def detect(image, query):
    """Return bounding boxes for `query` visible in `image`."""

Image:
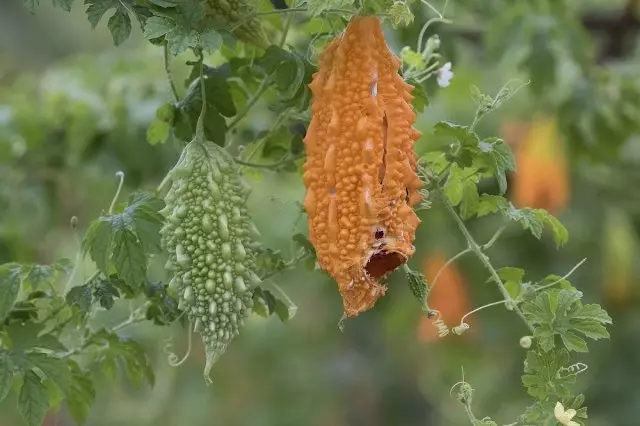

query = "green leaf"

[521,348,575,400]
[166,26,197,56]
[258,46,306,100]
[407,80,428,113]
[421,151,448,175]
[85,0,117,28]
[479,201,568,246]
[155,102,176,122]
[108,9,132,46]
[274,298,297,322]
[540,211,569,248]
[83,192,164,289]
[199,28,222,54]
[0,351,14,403]
[476,195,507,217]
[54,258,74,275]
[560,332,588,353]
[142,16,174,39]
[83,218,114,275]
[252,288,277,317]
[292,234,316,259]
[175,68,235,144]
[18,370,50,426]
[400,47,426,70]
[521,395,587,425]
[94,281,120,310]
[23,264,56,291]
[387,1,415,28]
[27,353,70,394]
[477,137,516,194]
[0,263,22,323]
[66,360,95,425]
[434,121,479,148]
[6,322,67,353]
[127,191,165,255]
[53,0,74,11]
[91,331,155,388]
[443,164,480,218]
[306,0,355,16]
[112,228,147,290]
[522,289,612,353]
[147,120,171,145]
[490,267,524,299]
[66,285,93,312]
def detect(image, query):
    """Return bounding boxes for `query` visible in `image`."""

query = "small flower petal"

[437,62,454,88]
[554,402,565,419]
[565,409,577,419]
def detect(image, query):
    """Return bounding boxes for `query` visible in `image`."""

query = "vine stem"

[535,258,587,292]
[436,185,535,333]
[61,301,151,358]
[225,7,293,136]
[429,247,471,293]
[226,77,271,134]
[112,301,152,332]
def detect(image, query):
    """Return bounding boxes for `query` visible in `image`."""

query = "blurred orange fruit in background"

[503,115,570,215]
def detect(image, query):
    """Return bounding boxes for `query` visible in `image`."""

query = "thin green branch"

[278,8,294,49]
[436,185,534,333]
[226,8,293,136]
[260,250,310,282]
[226,77,272,135]
[61,301,152,358]
[536,258,588,293]
[428,247,471,294]
[483,224,507,250]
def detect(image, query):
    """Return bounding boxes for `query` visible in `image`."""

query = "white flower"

[437,62,454,88]
[554,402,579,426]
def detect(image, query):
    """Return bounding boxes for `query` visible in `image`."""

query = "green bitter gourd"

[160,138,262,381]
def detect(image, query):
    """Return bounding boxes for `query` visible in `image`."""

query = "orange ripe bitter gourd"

[302,16,423,317]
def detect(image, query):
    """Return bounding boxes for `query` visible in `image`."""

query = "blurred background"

[1,0,640,425]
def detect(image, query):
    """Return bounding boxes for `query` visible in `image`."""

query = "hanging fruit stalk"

[302,16,423,317]
[160,71,262,381]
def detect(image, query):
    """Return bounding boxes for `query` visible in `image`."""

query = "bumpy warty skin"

[160,141,262,369]
[303,16,423,317]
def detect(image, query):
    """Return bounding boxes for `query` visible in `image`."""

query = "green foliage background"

[1,0,639,425]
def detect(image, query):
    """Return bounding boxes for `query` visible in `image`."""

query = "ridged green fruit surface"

[160,140,262,380]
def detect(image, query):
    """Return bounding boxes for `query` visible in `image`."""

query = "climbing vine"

[1,0,628,425]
